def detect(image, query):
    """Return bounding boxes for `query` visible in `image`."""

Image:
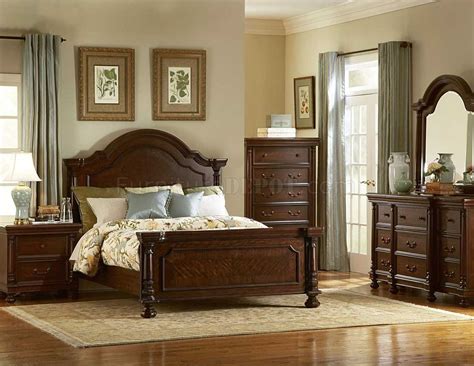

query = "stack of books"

[257,127,296,138]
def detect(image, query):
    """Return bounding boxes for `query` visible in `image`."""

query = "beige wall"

[245,34,285,137]
[284,0,474,137]
[0,0,245,215]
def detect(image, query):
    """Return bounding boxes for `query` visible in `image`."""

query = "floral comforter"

[72,216,267,276]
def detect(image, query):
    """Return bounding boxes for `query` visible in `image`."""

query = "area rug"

[3,289,472,348]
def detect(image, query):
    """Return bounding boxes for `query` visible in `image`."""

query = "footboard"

[137,227,322,318]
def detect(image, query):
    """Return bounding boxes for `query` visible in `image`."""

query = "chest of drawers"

[0,223,82,303]
[368,194,474,306]
[245,138,319,228]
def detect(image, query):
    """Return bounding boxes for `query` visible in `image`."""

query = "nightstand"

[0,223,82,303]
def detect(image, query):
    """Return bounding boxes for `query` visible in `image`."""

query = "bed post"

[304,228,321,308]
[139,233,161,318]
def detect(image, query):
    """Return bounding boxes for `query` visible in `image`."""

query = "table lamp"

[6,152,41,225]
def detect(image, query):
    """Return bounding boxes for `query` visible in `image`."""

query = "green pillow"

[168,192,204,218]
[126,190,171,219]
[72,186,126,233]
[184,186,224,196]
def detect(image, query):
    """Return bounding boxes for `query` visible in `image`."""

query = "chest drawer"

[439,209,461,234]
[377,205,392,224]
[396,206,428,229]
[253,147,310,165]
[254,205,308,222]
[440,237,460,260]
[16,235,68,258]
[396,256,426,279]
[376,229,392,250]
[440,261,460,287]
[255,187,308,203]
[396,231,427,255]
[16,259,67,284]
[253,168,309,186]
[375,251,391,272]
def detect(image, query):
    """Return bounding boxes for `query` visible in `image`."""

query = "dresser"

[368,193,474,306]
[245,138,320,228]
[0,223,82,303]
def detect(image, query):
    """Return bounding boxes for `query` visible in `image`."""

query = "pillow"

[126,183,184,195]
[72,186,126,232]
[184,185,224,196]
[87,198,128,227]
[168,192,204,218]
[198,194,229,216]
[126,190,170,219]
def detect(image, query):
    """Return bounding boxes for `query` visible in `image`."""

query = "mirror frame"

[413,75,474,188]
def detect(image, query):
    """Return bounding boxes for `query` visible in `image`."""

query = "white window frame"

[0,73,22,221]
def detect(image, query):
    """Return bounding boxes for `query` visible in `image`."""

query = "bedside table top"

[0,222,82,234]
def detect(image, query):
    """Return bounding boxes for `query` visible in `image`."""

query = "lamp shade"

[6,152,41,182]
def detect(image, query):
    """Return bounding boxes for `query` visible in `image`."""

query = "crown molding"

[245,19,286,36]
[246,0,437,36]
[284,0,436,35]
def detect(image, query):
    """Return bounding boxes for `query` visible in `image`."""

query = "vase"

[438,153,455,183]
[394,172,413,194]
[388,152,410,194]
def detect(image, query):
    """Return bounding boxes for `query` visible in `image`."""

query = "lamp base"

[11,182,33,225]
[14,218,32,225]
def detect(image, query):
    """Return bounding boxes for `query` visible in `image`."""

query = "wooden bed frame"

[64,129,322,318]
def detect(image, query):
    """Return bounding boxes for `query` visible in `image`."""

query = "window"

[344,52,378,274]
[0,74,21,218]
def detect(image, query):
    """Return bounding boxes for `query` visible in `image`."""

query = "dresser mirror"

[413,75,474,187]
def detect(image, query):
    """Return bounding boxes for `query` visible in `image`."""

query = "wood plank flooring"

[1,272,473,365]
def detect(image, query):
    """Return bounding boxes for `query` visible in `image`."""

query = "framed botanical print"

[78,47,135,121]
[152,49,206,120]
[294,76,315,129]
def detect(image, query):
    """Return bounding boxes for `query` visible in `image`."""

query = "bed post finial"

[211,158,228,186]
[139,236,158,318]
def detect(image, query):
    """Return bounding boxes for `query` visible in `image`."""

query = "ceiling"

[245,0,350,20]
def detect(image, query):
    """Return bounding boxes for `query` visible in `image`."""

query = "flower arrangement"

[425,160,448,182]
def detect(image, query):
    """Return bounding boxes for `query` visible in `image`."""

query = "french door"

[345,93,378,274]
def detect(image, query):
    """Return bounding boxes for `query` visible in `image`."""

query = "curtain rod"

[339,42,412,57]
[0,35,67,42]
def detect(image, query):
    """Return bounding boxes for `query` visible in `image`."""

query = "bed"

[64,129,323,318]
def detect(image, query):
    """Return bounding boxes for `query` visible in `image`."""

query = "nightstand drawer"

[396,231,427,255]
[253,167,309,186]
[16,235,68,257]
[397,256,426,279]
[16,260,67,283]
[396,206,428,229]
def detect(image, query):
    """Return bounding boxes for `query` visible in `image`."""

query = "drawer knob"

[262,153,268,158]
[443,246,456,254]
[444,270,456,279]
[33,267,51,276]
[261,192,275,197]
[381,236,391,244]
[399,215,407,220]
[418,216,426,221]
[447,218,455,223]
[261,173,275,179]
[288,191,302,198]
[296,153,300,157]
[288,173,302,179]
[261,210,274,217]
[39,244,46,249]
[380,259,390,268]
[405,241,417,249]
[288,210,301,217]
[405,264,417,273]
[383,213,390,218]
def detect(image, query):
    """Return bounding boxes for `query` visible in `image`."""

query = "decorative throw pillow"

[72,186,126,233]
[168,192,204,218]
[126,183,184,195]
[184,186,229,216]
[126,190,170,219]
[86,198,128,227]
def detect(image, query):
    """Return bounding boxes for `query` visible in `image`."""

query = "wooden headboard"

[63,129,228,195]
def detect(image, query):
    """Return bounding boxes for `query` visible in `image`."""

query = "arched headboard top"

[63,129,228,194]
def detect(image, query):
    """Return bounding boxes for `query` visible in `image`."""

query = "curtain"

[377,41,412,193]
[318,52,350,271]
[22,34,62,215]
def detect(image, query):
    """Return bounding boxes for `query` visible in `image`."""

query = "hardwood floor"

[1,272,474,365]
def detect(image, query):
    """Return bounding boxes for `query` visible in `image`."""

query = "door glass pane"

[0,119,18,148]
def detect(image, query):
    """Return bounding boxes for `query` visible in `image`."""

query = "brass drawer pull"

[380,259,390,268]
[418,216,426,221]
[381,236,391,244]
[405,264,417,273]
[261,173,275,179]
[261,210,274,217]
[399,215,407,220]
[443,246,456,254]
[261,192,275,197]
[288,210,301,217]
[405,241,417,249]
[295,153,300,157]
[288,191,302,198]
[262,153,268,158]
[444,270,456,279]
[39,244,46,249]
[33,267,51,276]
[288,173,302,179]
[447,218,456,223]
[383,213,390,218]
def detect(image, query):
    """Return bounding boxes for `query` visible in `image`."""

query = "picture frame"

[152,48,206,121]
[78,47,135,121]
[294,76,315,129]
